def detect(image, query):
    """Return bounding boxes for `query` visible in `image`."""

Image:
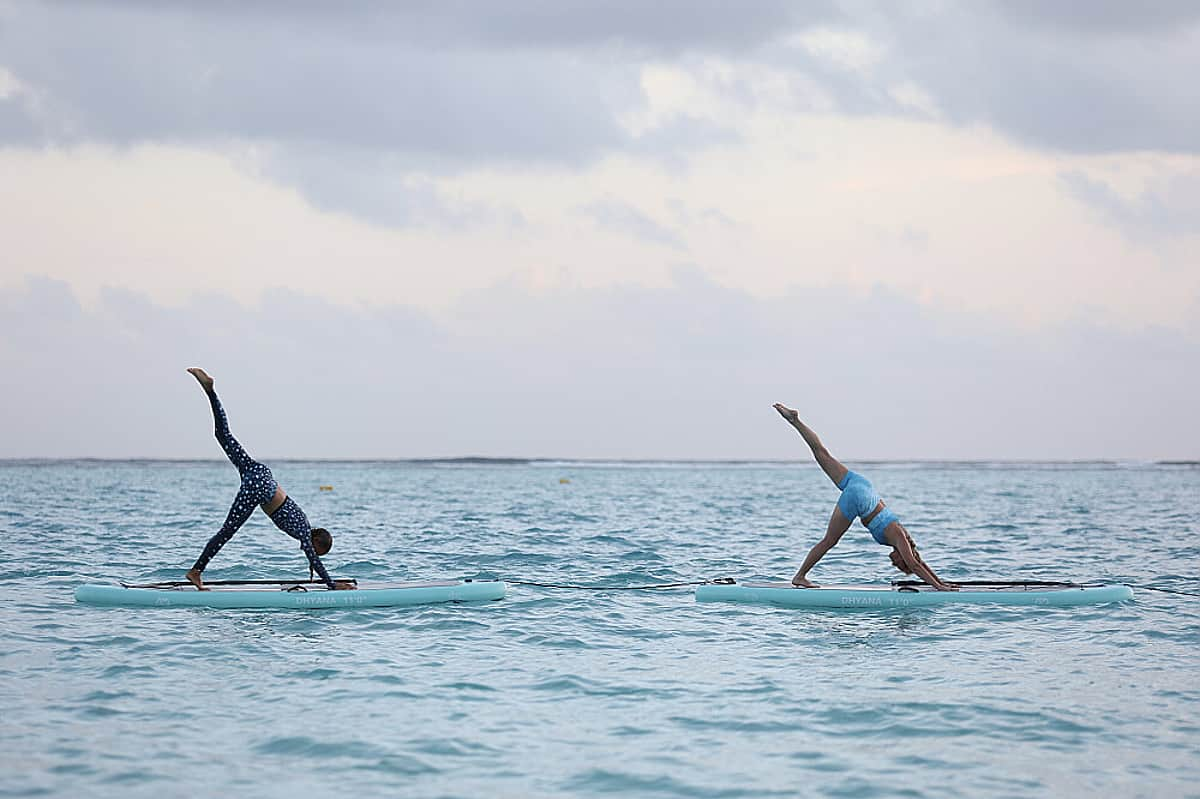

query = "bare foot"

[791,574,816,588]
[773,403,799,424]
[185,569,208,591]
[186,368,214,393]
[333,580,357,590]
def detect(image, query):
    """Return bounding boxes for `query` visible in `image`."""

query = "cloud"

[695,5,1200,154]
[624,114,742,171]
[995,1,1200,35]
[0,5,632,162]
[51,1,833,54]
[253,144,528,230]
[0,2,768,227]
[0,66,43,142]
[5,2,1198,162]
[667,197,736,230]
[2,0,1199,261]
[852,4,1200,154]
[576,198,685,249]
[1061,170,1200,240]
[2,275,1196,460]
[0,1,775,165]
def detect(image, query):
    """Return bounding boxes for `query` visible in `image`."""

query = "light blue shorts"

[837,471,878,519]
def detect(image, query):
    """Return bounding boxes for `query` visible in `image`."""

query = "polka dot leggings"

[191,389,333,587]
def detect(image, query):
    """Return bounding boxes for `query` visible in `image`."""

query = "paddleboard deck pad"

[695,580,1133,608]
[76,579,507,609]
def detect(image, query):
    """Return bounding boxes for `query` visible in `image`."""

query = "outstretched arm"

[773,404,849,488]
[891,532,954,591]
[300,534,340,589]
[792,506,852,587]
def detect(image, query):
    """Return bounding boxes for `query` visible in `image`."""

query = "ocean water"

[2,460,1198,798]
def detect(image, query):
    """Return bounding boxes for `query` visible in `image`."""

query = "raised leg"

[773,403,849,487]
[189,369,256,473]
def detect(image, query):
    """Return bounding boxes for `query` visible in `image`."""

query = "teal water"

[2,460,1198,798]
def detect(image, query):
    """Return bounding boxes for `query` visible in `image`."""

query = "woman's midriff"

[861,501,885,527]
[261,485,287,515]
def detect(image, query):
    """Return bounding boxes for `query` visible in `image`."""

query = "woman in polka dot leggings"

[185,368,355,591]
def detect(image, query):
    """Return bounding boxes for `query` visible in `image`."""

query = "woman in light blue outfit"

[773,403,955,591]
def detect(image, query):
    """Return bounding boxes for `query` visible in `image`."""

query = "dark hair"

[311,528,333,556]
[890,548,913,574]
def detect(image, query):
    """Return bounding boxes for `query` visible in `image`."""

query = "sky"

[1,1,1197,460]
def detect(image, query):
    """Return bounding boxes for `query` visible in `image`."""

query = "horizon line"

[1,457,1196,466]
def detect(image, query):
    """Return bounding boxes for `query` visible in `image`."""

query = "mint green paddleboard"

[695,580,1133,609]
[76,579,506,609]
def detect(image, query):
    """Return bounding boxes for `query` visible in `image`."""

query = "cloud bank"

[1,4,1196,461]
[3,2,1199,228]
[2,275,1195,460]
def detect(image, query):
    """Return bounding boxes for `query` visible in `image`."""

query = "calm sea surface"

[2,460,1198,798]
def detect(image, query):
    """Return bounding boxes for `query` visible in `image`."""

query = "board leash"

[1124,584,1200,598]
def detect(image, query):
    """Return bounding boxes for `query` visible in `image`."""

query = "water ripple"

[1,461,1197,798]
